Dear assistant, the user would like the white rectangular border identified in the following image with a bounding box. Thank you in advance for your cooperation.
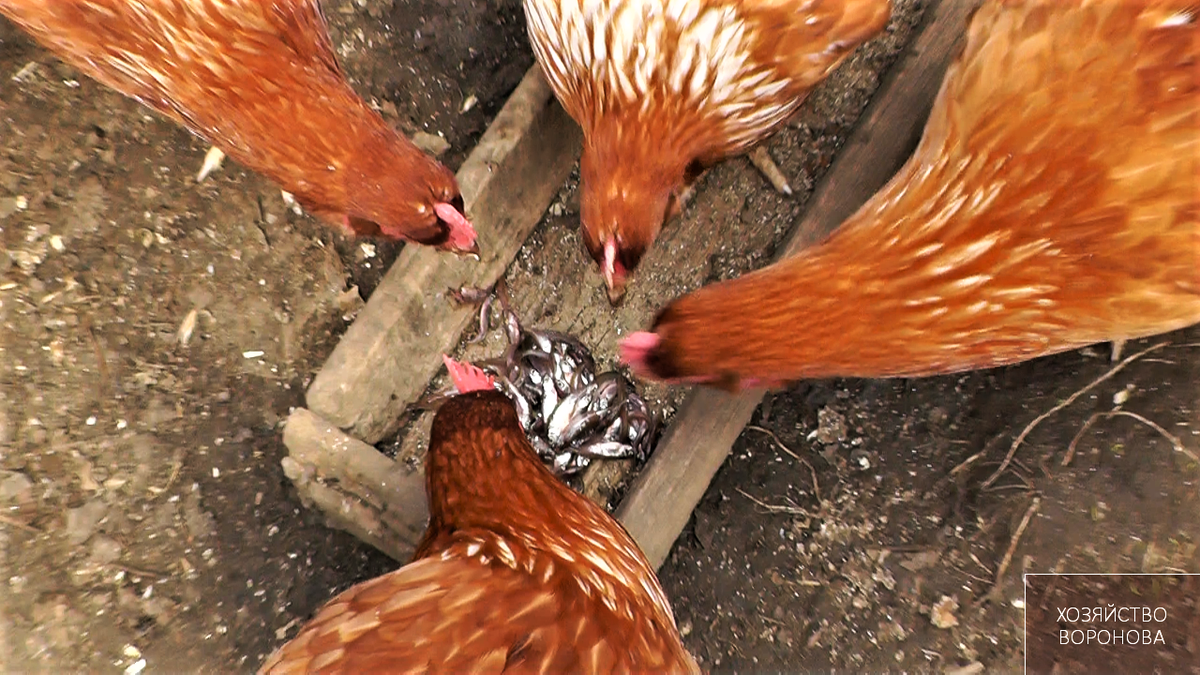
[1022,573,1200,674]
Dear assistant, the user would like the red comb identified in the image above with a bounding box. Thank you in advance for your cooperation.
[443,354,495,393]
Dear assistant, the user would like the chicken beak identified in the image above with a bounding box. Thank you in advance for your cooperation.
[606,281,627,305]
[453,239,482,260]
[601,239,627,305]
[434,201,480,258]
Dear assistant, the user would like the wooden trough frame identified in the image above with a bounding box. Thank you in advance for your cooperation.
[281,0,978,568]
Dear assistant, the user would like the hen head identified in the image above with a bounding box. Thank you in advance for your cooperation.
[290,118,478,255]
[579,137,691,305]
[326,140,478,255]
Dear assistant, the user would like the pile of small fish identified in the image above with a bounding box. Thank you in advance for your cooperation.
[451,286,654,475]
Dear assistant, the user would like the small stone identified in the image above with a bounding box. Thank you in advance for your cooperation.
[0,196,20,220]
[183,492,216,540]
[411,131,450,157]
[274,618,299,641]
[141,398,177,428]
[850,448,872,470]
[927,406,949,428]
[89,535,123,565]
[66,498,109,545]
[26,425,48,445]
[0,409,12,446]
[900,550,941,573]
[931,595,960,629]
[336,286,364,316]
[815,408,848,444]
[0,472,33,502]
[692,510,716,550]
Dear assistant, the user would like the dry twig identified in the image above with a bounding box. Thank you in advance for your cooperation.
[1064,410,1197,466]
[982,495,1040,605]
[746,425,821,504]
[736,488,810,516]
[0,514,41,533]
[110,561,170,579]
[980,342,1170,488]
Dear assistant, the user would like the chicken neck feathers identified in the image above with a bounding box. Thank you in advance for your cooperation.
[638,0,1200,386]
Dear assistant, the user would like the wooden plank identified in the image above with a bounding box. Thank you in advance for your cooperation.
[281,407,427,561]
[305,66,583,444]
[615,0,983,569]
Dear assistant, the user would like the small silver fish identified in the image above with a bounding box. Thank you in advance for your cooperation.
[449,286,657,476]
[559,409,609,447]
[494,373,533,431]
[539,374,559,424]
[546,381,597,446]
[574,440,635,459]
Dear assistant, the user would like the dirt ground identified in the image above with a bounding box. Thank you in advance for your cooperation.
[659,328,1200,672]
[1,1,531,670]
[2,1,1197,674]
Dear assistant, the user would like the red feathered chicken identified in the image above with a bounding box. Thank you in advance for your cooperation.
[622,0,1200,389]
[524,0,891,301]
[259,356,698,673]
[0,0,477,252]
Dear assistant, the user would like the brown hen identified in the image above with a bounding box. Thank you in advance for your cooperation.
[622,0,1200,389]
[259,357,698,673]
[524,0,891,301]
[0,0,477,251]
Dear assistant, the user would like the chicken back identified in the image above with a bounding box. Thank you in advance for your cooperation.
[623,0,1200,389]
[259,357,697,673]
[0,0,476,252]
[524,0,891,300]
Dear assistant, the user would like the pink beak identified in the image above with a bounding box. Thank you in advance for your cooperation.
[602,239,617,288]
[601,239,627,304]
[434,202,480,257]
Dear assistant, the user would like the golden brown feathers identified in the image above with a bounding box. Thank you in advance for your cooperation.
[624,0,1200,388]
[0,0,476,251]
[523,0,891,299]
[260,390,697,673]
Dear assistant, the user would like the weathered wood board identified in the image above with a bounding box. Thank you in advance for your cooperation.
[305,66,582,444]
[617,0,983,568]
[282,408,427,561]
[282,66,581,557]
[280,0,968,566]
